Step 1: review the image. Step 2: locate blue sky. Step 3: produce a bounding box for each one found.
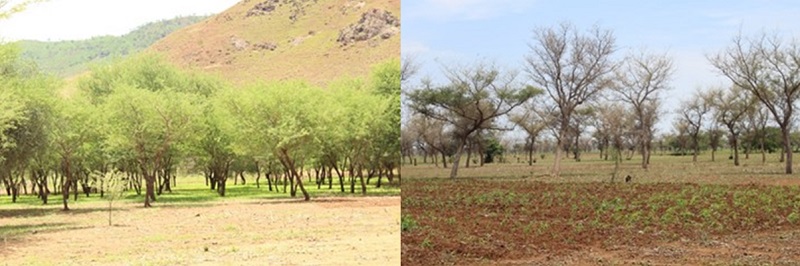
[402,0,800,135]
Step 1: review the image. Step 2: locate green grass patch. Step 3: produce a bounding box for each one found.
[0,174,400,209]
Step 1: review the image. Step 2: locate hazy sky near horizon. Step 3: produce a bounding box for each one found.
[402,0,800,135]
[0,0,240,41]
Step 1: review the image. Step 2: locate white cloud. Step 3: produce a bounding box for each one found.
[0,0,240,41]
[402,40,431,56]
[407,0,536,21]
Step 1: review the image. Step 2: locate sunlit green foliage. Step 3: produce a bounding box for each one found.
[3,45,401,208]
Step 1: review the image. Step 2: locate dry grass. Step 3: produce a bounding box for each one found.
[402,150,800,185]
[148,0,400,86]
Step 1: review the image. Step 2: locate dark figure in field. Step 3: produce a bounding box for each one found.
[625,175,632,183]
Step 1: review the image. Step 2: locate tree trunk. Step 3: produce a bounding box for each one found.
[745,145,750,159]
[641,139,650,170]
[11,186,18,203]
[62,177,70,211]
[285,157,309,201]
[528,143,534,166]
[733,136,740,166]
[760,136,766,164]
[552,138,564,177]
[783,128,793,174]
[336,167,345,192]
[465,143,471,168]
[449,139,467,178]
[349,165,356,194]
[142,165,155,207]
[73,179,78,201]
[267,173,273,191]
[255,165,261,189]
[692,136,699,163]
[611,148,621,182]
[359,165,367,195]
[711,148,716,162]
[781,146,786,163]
[440,152,447,169]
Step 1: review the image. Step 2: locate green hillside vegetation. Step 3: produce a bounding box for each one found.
[16,15,208,77]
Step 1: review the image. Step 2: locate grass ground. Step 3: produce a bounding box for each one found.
[401,150,800,265]
[1,175,400,265]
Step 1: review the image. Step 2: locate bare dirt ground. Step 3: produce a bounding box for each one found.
[492,229,800,265]
[401,152,800,266]
[1,196,400,265]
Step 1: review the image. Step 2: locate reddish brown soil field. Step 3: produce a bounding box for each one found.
[401,179,800,265]
[1,196,400,265]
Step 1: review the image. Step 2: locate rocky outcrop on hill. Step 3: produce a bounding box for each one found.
[336,9,400,46]
[246,0,279,17]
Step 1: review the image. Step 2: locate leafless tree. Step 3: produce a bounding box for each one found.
[525,22,618,177]
[408,114,452,168]
[709,32,800,174]
[594,102,633,181]
[742,103,770,163]
[400,125,416,165]
[613,50,674,169]
[401,54,420,84]
[566,107,594,162]
[677,90,712,163]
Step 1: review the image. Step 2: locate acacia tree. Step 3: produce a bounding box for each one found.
[195,106,235,196]
[709,32,800,174]
[525,22,618,177]
[326,78,391,194]
[408,63,540,178]
[408,114,451,167]
[0,46,56,203]
[677,90,712,162]
[369,60,402,185]
[221,82,321,201]
[709,86,755,166]
[103,86,197,207]
[509,103,548,165]
[51,97,97,210]
[613,51,673,169]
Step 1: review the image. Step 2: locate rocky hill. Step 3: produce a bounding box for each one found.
[148,0,400,85]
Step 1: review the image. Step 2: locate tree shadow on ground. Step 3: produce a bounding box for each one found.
[0,222,92,240]
[245,197,357,205]
[0,207,129,219]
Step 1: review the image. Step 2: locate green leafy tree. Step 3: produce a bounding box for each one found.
[102,86,198,207]
[51,96,98,210]
[220,82,323,201]
[408,63,540,178]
